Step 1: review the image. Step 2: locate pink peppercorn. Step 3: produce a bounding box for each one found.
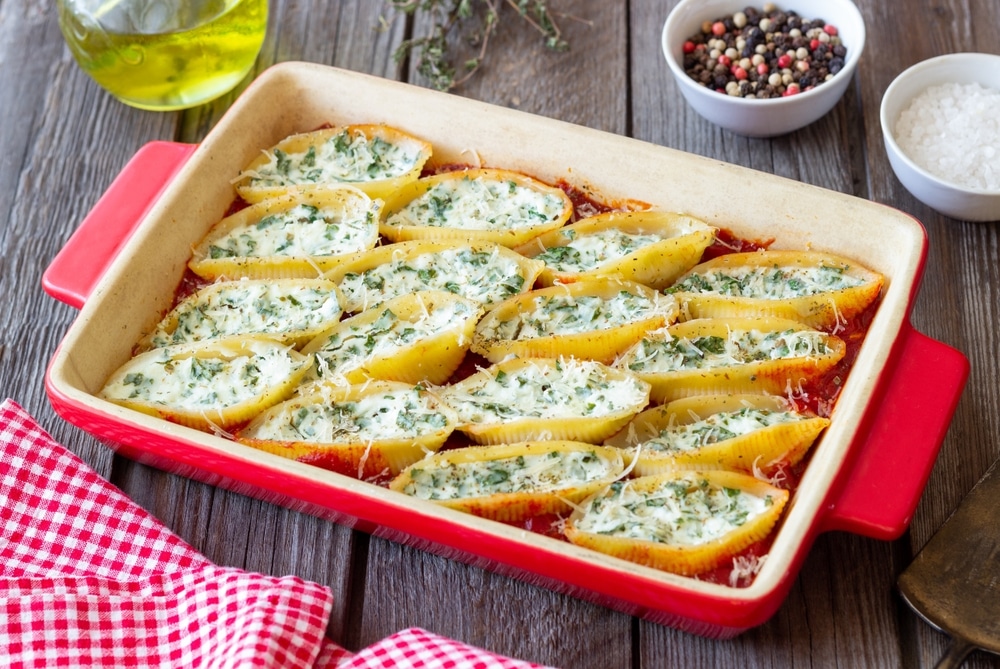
[777,54,792,69]
[824,24,838,36]
[683,40,697,54]
[810,38,821,50]
[783,83,801,96]
[712,21,726,36]
[733,66,748,80]
[718,54,732,67]
[757,63,769,75]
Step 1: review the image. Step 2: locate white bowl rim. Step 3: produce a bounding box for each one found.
[661,0,867,108]
[879,52,1000,196]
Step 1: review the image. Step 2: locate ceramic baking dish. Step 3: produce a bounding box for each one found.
[43,62,968,638]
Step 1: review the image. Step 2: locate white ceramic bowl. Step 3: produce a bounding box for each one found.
[880,53,1000,222]
[662,0,866,137]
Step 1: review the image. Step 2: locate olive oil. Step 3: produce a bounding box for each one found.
[58,0,267,111]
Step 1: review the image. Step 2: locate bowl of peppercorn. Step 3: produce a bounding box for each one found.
[662,0,865,137]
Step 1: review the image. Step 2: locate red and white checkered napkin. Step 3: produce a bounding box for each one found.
[0,399,555,669]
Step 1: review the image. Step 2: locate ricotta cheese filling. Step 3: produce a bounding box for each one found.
[385,175,566,231]
[149,282,342,348]
[535,229,664,273]
[574,477,773,546]
[312,299,477,377]
[481,290,674,341]
[102,344,302,410]
[247,130,422,187]
[444,359,647,423]
[248,387,451,443]
[402,449,614,500]
[670,263,865,299]
[642,408,805,454]
[207,203,378,259]
[338,247,527,310]
[623,328,831,373]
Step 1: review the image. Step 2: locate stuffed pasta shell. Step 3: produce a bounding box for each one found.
[325,240,544,313]
[605,393,830,476]
[439,357,651,445]
[233,124,432,202]
[564,470,789,576]
[99,336,310,430]
[300,290,482,386]
[140,278,344,350]
[390,441,626,522]
[236,380,458,478]
[471,279,678,364]
[516,210,716,289]
[379,168,573,247]
[615,317,846,403]
[188,188,381,280]
[668,250,884,330]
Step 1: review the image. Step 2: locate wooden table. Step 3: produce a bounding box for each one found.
[3,1,998,666]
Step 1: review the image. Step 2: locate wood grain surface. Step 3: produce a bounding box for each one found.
[2,0,999,666]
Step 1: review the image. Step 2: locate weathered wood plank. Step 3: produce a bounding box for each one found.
[5,0,1000,665]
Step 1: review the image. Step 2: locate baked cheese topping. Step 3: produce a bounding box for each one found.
[385,175,567,231]
[207,203,379,259]
[246,387,451,443]
[480,290,674,341]
[443,359,647,423]
[643,408,805,454]
[623,328,831,373]
[148,281,342,348]
[536,229,665,273]
[313,299,478,378]
[402,449,614,500]
[670,263,865,299]
[101,342,305,411]
[338,246,527,310]
[574,477,773,546]
[245,130,423,187]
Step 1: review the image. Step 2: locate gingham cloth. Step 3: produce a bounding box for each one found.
[0,399,554,669]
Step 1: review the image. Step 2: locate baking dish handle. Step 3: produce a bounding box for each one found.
[820,323,969,540]
[42,141,197,310]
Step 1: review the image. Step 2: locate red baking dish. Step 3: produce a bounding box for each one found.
[43,62,968,638]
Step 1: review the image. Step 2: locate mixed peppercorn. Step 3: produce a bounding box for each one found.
[681,4,847,99]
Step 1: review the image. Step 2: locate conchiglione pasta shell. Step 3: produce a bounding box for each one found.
[99,336,311,430]
[564,470,789,576]
[616,317,846,404]
[471,279,678,364]
[139,278,344,350]
[605,393,830,476]
[236,380,458,478]
[300,290,483,386]
[233,124,432,203]
[323,239,545,313]
[389,441,626,522]
[379,168,573,247]
[188,188,380,280]
[440,357,651,445]
[669,250,884,330]
[515,210,716,289]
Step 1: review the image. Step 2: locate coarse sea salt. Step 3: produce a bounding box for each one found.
[894,81,1000,191]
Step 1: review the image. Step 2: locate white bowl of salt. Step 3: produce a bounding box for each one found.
[880,52,1000,222]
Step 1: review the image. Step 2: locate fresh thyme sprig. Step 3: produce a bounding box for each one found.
[389,0,569,91]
